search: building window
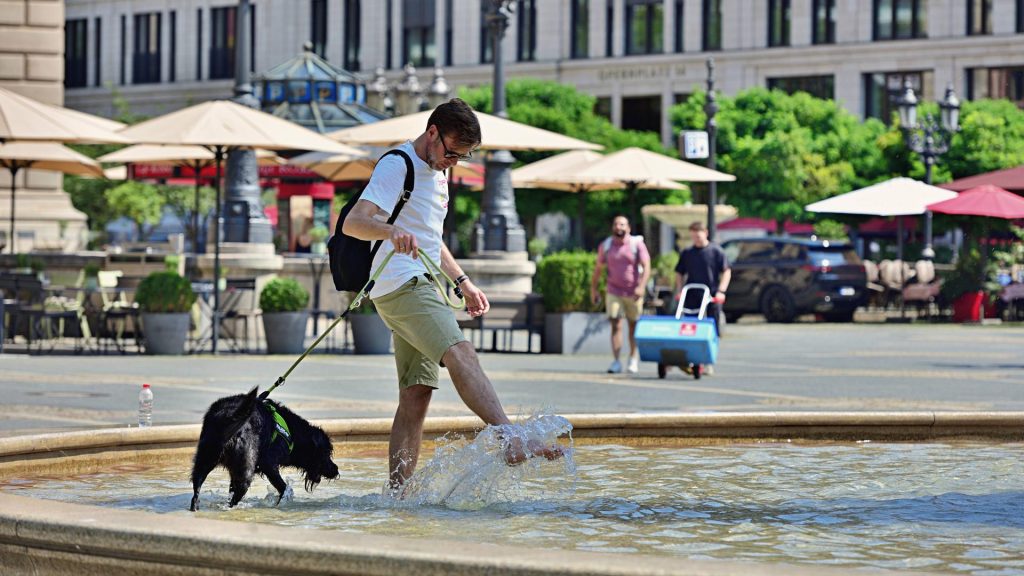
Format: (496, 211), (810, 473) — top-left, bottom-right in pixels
(386, 0), (393, 68)
(768, 75), (835, 99)
(403, 0), (435, 67)
(248, 4), (256, 73)
(812, 0), (836, 44)
(132, 12), (162, 84)
(517, 0), (537, 61)
(864, 70), (932, 122)
(1018, 0), (1024, 33)
(626, 0), (664, 56)
(94, 17), (102, 87)
(703, 0), (722, 51)
(445, 0), (453, 66)
(311, 0), (327, 58)
(873, 0), (926, 40)
(571, 0), (589, 59)
(169, 11), (176, 82)
(595, 96), (612, 120)
(64, 19), (88, 88)
(210, 6), (235, 80)
(674, 0), (684, 52)
(119, 14), (126, 85)
(606, 0), (614, 56)
(967, 0), (992, 36)
(768, 0), (790, 47)
(621, 95), (661, 133)
(344, 0), (360, 71)
(480, 0), (494, 64)
(967, 66), (1024, 109)
(196, 9), (203, 80)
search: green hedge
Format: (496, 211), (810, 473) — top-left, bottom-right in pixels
(260, 277), (309, 313)
(535, 251), (605, 313)
(136, 272), (197, 313)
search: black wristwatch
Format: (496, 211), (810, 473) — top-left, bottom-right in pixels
(455, 275), (469, 286)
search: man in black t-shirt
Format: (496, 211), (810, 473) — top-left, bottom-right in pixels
(674, 221), (731, 339)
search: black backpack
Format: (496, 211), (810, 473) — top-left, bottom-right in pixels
(328, 149), (414, 292)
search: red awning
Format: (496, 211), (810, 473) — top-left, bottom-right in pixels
(927, 184), (1024, 219)
(941, 165), (1024, 193)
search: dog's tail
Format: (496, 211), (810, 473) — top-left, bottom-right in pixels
(222, 386), (260, 441)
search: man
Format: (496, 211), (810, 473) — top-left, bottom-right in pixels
(590, 215), (651, 374)
(342, 99), (561, 492)
(674, 221), (731, 341)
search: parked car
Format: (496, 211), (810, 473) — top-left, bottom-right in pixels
(720, 238), (868, 323)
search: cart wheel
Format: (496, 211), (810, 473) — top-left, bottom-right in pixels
(657, 363), (667, 379)
(693, 364), (702, 380)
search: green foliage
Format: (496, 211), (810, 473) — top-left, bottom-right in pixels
(83, 262), (101, 278)
(164, 255), (180, 273)
(652, 252), (680, 287)
(158, 184), (216, 247)
(104, 181), (165, 240)
(813, 219), (849, 242)
(65, 175), (119, 233)
(535, 251), (604, 313)
(14, 253), (30, 269)
(940, 239), (1002, 302)
(527, 237), (549, 259)
(136, 272), (197, 313)
(309, 224), (329, 242)
(259, 277), (310, 313)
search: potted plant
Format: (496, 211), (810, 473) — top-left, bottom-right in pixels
(941, 244), (999, 323)
(260, 277), (310, 354)
(527, 237), (548, 263)
(136, 271), (197, 355)
(309, 225), (329, 255)
(537, 251), (610, 354)
(82, 262), (101, 290)
(349, 298), (392, 354)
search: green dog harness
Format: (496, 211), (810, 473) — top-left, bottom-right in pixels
(264, 401), (293, 454)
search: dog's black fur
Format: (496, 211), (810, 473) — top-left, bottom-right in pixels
(189, 387), (339, 511)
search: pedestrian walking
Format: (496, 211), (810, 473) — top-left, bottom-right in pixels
(591, 215), (651, 374)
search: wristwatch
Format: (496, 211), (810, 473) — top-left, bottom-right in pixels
(455, 275), (469, 286)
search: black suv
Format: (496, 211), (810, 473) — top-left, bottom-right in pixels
(720, 238), (868, 323)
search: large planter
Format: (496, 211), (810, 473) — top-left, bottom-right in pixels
(350, 313), (392, 354)
(141, 312), (190, 355)
(543, 312), (611, 355)
(263, 311), (309, 355)
(952, 291), (985, 323)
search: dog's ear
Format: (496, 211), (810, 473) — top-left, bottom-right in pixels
(247, 386), (259, 398)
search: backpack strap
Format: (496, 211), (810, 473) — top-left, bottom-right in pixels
(367, 149), (415, 266)
(600, 237), (612, 263)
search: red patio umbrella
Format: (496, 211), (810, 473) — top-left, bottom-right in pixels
(926, 184), (1024, 219)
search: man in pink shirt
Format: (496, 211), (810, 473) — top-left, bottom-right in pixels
(590, 215), (651, 374)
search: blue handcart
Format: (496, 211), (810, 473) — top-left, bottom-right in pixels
(635, 284), (719, 379)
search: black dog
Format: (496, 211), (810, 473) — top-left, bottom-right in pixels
(189, 387), (339, 511)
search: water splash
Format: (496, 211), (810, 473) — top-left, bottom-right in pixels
(392, 413), (576, 510)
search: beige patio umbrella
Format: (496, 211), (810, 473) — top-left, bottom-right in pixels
(0, 142), (103, 253)
(290, 150), (480, 182)
(98, 145), (286, 253)
(511, 150), (687, 246)
(328, 110), (603, 152)
(117, 99), (356, 354)
(0, 86), (130, 144)
(571, 147), (735, 225)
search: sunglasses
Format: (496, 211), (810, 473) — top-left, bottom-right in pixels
(435, 126), (474, 161)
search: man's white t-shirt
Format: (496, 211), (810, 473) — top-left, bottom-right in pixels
(360, 141), (449, 299)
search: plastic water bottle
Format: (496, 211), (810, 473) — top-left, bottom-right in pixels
(138, 384), (153, 428)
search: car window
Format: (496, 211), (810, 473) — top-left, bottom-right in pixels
(736, 241), (777, 262)
(808, 248), (861, 267)
(722, 242), (740, 264)
(777, 243), (804, 260)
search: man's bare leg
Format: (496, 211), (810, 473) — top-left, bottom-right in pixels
(388, 384), (433, 491)
(442, 341), (563, 464)
(610, 317), (623, 360)
(626, 318), (639, 358)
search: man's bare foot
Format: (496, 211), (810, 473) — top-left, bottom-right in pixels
(503, 437), (565, 465)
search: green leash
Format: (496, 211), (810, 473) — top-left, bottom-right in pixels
(257, 248), (465, 402)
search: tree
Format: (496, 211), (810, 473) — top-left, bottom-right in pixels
(158, 184), (216, 250)
(104, 181), (164, 240)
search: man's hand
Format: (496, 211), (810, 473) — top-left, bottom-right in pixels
(714, 290), (727, 304)
(389, 227), (418, 259)
(504, 437), (565, 465)
(461, 280), (490, 317)
(591, 288), (601, 306)
(634, 285), (645, 299)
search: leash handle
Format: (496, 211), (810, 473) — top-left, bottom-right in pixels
(261, 248), (465, 400)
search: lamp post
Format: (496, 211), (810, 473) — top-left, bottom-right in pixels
(705, 58), (719, 241)
(473, 0), (527, 253)
(897, 81), (960, 260)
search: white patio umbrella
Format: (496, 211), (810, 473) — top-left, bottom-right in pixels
(0, 142), (103, 252)
(511, 150), (686, 246)
(0, 86), (130, 144)
(571, 147), (735, 224)
(805, 177), (958, 260)
(98, 145), (286, 253)
(118, 99), (356, 353)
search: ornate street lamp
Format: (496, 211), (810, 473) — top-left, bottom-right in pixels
(426, 67), (452, 110)
(394, 64), (423, 117)
(705, 58), (719, 240)
(897, 81), (960, 260)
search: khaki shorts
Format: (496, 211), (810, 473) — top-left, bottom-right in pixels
(372, 275), (468, 390)
(606, 293), (644, 322)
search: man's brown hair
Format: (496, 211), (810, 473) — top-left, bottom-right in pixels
(427, 98), (481, 148)
(689, 221), (707, 232)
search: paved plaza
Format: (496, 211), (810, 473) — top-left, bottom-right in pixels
(1, 323), (1022, 438)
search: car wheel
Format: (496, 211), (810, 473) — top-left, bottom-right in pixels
(822, 311), (855, 323)
(724, 313), (743, 324)
(760, 286), (797, 323)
